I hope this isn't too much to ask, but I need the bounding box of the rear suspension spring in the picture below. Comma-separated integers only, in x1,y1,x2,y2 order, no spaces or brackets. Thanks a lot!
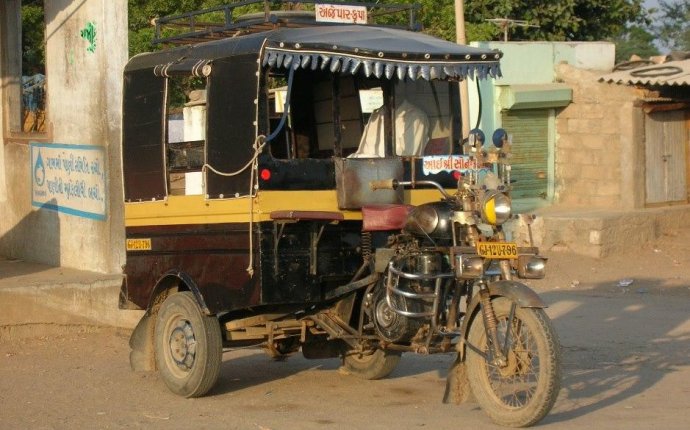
361,231,372,261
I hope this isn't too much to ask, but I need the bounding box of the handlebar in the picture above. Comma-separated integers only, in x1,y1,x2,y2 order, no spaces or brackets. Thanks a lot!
369,179,398,191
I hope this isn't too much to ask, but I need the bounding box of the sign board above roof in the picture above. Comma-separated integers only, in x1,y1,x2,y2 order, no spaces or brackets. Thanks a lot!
315,3,367,24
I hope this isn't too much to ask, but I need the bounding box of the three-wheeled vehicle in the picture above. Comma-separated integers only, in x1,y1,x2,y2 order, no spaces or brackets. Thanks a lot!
120,1,560,427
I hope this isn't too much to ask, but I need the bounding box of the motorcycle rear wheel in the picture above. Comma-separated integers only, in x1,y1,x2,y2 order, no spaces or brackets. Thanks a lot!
466,297,561,427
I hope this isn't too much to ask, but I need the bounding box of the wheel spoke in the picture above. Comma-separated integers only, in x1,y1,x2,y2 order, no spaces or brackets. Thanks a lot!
501,302,517,357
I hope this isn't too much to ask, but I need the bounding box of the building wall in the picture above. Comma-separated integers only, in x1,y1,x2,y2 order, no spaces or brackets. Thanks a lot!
467,41,654,211
554,63,647,209
0,0,127,273
471,41,615,135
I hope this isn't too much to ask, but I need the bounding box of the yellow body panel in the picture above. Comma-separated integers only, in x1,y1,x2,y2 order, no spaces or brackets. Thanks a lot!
124,189,448,227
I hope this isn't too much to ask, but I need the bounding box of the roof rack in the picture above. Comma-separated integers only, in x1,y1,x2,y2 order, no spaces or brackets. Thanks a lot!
153,0,421,46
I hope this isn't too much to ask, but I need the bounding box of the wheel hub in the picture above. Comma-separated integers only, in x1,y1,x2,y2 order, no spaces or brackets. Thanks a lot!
375,299,396,328
169,319,197,370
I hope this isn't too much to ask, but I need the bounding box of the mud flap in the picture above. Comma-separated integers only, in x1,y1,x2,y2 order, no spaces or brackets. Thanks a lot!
443,352,475,404
129,313,156,372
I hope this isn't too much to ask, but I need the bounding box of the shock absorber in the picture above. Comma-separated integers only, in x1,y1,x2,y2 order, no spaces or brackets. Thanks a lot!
361,231,372,262
350,231,373,284
478,282,507,367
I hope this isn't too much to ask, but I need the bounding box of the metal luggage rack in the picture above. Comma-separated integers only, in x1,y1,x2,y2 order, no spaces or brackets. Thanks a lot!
153,0,421,45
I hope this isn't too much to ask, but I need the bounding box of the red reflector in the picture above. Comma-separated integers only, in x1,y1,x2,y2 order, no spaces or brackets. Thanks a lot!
260,169,271,181
452,171,462,180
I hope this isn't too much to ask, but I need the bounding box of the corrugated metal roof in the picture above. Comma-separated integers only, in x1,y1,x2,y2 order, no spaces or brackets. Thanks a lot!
599,59,690,86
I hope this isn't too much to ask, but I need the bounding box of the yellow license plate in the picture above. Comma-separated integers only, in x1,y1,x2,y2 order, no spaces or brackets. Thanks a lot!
126,238,152,251
476,242,518,259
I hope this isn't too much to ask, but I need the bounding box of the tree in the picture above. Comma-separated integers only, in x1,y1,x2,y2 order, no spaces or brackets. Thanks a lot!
127,0,651,57
382,0,649,42
612,25,659,63
129,0,212,56
654,0,690,52
21,0,45,75
463,0,648,42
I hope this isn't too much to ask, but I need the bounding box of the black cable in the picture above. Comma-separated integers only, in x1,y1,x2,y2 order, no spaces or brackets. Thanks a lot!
475,77,482,131
630,65,683,78
613,60,654,71
266,66,296,142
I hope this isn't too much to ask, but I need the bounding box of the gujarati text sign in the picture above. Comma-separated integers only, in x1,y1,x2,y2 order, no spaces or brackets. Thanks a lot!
422,155,477,175
316,3,367,24
31,142,107,220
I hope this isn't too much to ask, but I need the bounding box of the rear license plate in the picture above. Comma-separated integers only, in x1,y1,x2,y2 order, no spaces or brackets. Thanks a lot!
126,238,152,251
476,242,518,259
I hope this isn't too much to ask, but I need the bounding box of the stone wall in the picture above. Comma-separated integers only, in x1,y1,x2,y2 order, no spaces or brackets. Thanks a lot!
554,63,648,209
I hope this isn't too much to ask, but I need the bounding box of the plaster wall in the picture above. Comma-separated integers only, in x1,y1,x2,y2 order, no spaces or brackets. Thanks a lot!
0,0,127,273
473,41,615,86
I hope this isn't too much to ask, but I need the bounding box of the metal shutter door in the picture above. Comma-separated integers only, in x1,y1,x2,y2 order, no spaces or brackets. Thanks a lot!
501,110,549,199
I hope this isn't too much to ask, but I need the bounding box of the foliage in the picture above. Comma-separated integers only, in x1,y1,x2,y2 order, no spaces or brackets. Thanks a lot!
127,0,650,55
653,0,690,52
612,25,659,63
130,0,208,56
462,0,648,42
129,0,294,56
376,0,648,43
21,0,45,75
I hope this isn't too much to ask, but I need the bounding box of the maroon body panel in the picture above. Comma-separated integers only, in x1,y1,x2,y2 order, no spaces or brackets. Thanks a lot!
124,223,259,313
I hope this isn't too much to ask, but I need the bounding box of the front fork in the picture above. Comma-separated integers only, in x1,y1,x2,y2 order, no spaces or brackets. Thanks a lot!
477,280,508,367
463,226,512,367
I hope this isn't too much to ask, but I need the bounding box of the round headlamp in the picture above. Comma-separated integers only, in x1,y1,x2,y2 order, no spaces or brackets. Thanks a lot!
481,191,512,225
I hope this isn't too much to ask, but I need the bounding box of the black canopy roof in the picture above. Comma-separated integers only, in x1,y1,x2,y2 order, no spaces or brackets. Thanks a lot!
126,25,502,81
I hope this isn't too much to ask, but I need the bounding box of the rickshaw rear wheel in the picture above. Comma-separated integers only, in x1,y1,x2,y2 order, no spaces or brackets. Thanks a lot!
154,291,223,398
341,348,401,380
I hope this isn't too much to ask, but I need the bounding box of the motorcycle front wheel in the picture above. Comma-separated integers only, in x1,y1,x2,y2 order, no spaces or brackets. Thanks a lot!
466,297,561,427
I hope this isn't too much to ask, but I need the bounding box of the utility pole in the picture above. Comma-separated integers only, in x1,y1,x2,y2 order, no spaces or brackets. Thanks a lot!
454,0,470,139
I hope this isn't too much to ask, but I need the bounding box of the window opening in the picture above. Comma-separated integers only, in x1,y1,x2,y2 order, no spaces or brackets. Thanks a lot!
20,0,46,133
264,68,459,160
165,76,207,195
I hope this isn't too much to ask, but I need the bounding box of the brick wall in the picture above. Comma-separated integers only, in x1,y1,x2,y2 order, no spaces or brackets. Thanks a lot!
554,63,648,209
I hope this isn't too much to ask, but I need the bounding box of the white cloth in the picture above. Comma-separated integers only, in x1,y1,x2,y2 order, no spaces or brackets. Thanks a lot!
351,100,429,157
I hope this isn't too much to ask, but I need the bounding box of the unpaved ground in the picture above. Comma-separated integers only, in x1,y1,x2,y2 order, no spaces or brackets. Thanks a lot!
1,229,690,429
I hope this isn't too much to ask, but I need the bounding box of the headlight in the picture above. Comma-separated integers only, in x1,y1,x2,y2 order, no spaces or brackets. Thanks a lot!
481,191,512,225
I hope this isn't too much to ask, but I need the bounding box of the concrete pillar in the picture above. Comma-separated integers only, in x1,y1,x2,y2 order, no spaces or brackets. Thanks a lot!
0,0,22,203
42,0,128,273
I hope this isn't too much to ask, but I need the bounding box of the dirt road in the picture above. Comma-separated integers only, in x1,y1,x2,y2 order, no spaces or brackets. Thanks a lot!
1,229,690,429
